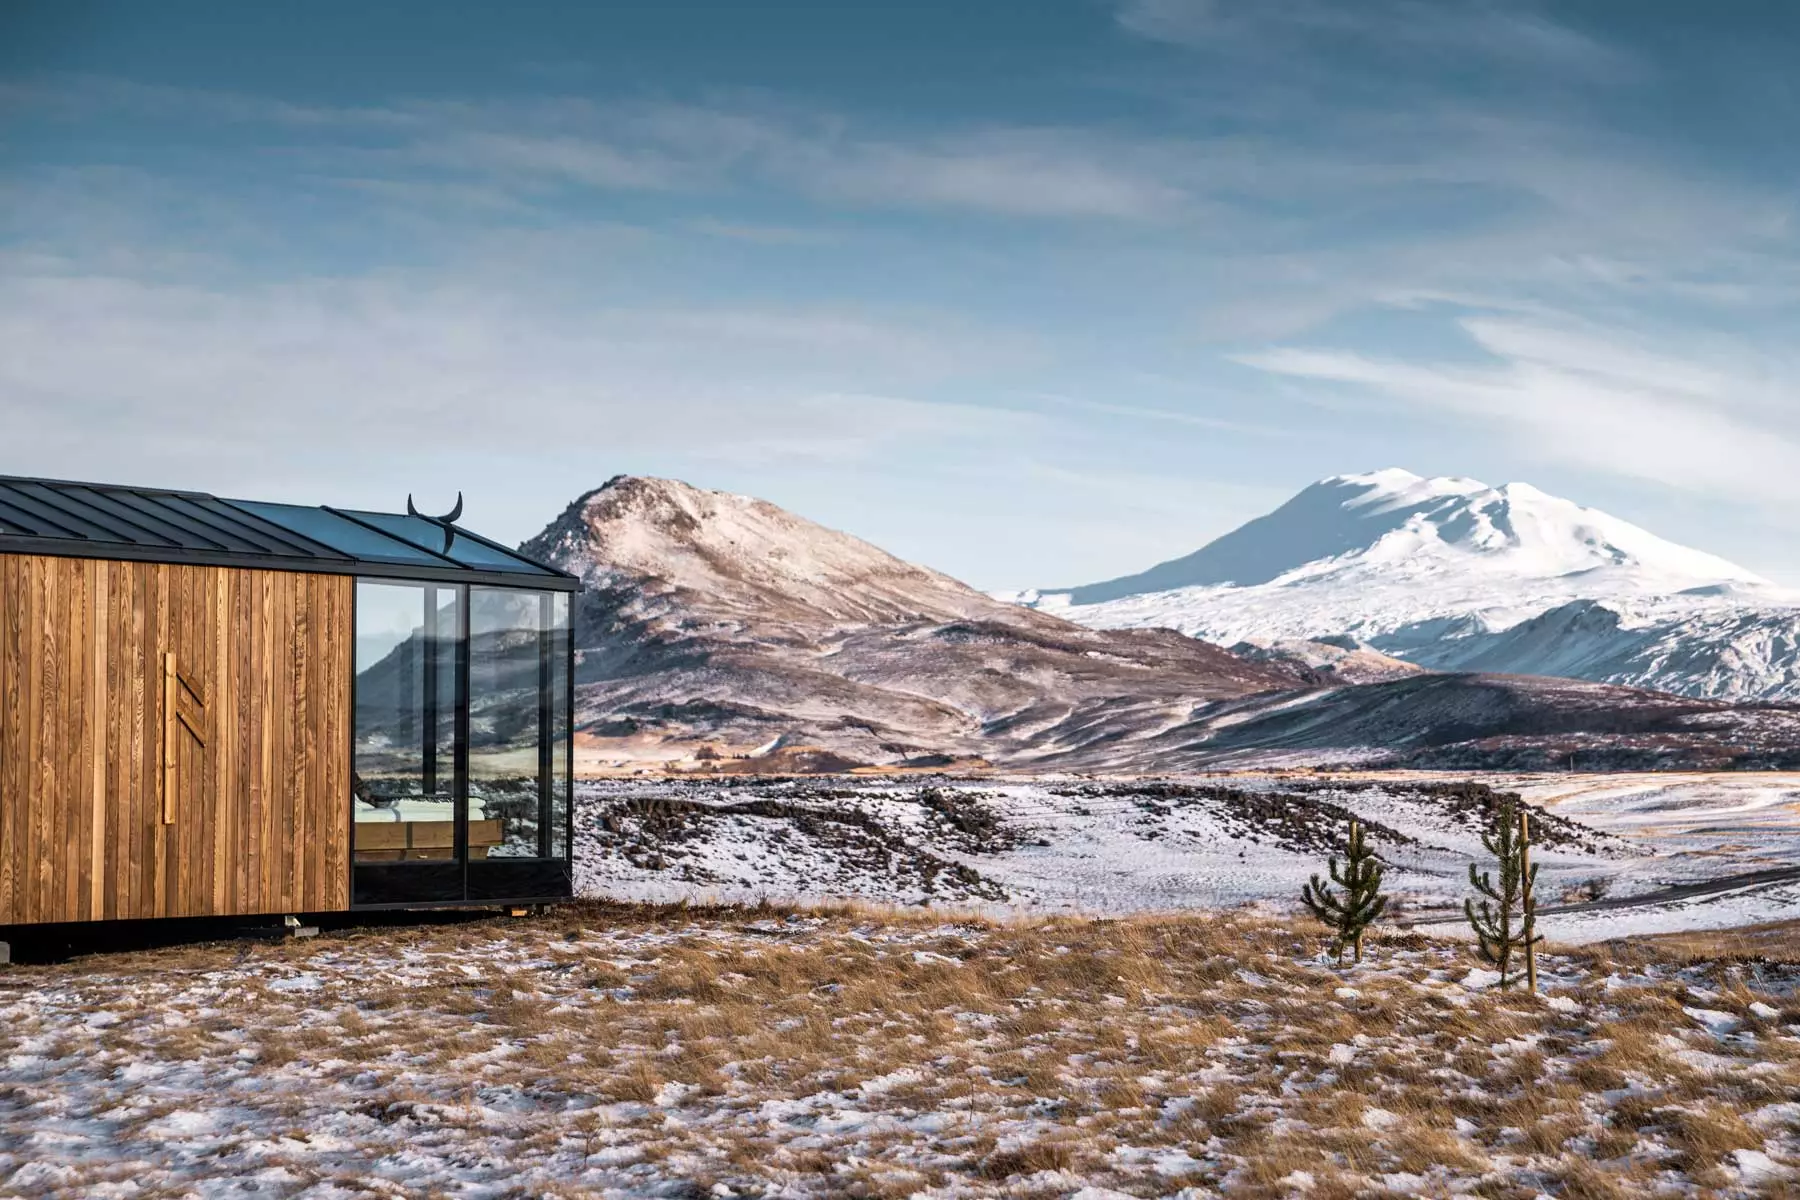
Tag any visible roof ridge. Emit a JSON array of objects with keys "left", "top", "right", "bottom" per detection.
[{"left": 0, "top": 478, "right": 577, "bottom": 590}]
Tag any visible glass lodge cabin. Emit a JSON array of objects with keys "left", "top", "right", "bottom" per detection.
[{"left": 0, "top": 476, "right": 577, "bottom": 930}]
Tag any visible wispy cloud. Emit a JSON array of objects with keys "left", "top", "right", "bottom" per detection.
[
  {"left": 1030, "top": 392, "right": 1286, "bottom": 437},
  {"left": 400, "top": 110, "right": 1189, "bottom": 220},
  {"left": 9, "top": 76, "right": 1189, "bottom": 223},
  {"left": 1115, "top": 0, "right": 1633, "bottom": 76},
  {"left": 0, "top": 73, "right": 417, "bottom": 130},
  {"left": 1236, "top": 315, "right": 1800, "bottom": 506},
  {"left": 794, "top": 130, "right": 1185, "bottom": 220},
  {"left": 0, "top": 265, "right": 1040, "bottom": 504},
  {"left": 685, "top": 217, "right": 839, "bottom": 245},
  {"left": 412, "top": 129, "right": 687, "bottom": 191}
]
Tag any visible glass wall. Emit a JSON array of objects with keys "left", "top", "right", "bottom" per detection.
[
  {"left": 352, "top": 582, "right": 459, "bottom": 861},
  {"left": 467, "top": 587, "right": 570, "bottom": 859},
  {"left": 354, "top": 579, "right": 572, "bottom": 868},
  {"left": 549, "top": 592, "right": 570, "bottom": 859}
]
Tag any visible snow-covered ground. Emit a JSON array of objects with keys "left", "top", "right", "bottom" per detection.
[
  {"left": 7, "top": 906, "right": 1800, "bottom": 1197},
  {"left": 576, "top": 773, "right": 1800, "bottom": 943},
  {"left": 7, "top": 768, "right": 1800, "bottom": 1195}
]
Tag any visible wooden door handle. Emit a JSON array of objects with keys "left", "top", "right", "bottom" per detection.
[{"left": 161, "top": 651, "right": 208, "bottom": 825}]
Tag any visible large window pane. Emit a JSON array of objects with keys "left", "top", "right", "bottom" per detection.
[
  {"left": 354, "top": 582, "right": 459, "bottom": 862},
  {"left": 468, "top": 587, "right": 546, "bottom": 858},
  {"left": 343, "top": 510, "right": 557, "bottom": 576},
  {"left": 233, "top": 501, "right": 453, "bottom": 565},
  {"left": 549, "top": 591, "right": 571, "bottom": 859}
]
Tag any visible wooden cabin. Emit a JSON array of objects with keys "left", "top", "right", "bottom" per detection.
[{"left": 0, "top": 475, "right": 577, "bottom": 936}]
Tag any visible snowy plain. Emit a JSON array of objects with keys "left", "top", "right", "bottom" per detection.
[
  {"left": 6, "top": 905, "right": 1800, "bottom": 1197},
  {"left": 574, "top": 772, "right": 1800, "bottom": 944},
  {"left": 5, "top": 773, "right": 1800, "bottom": 1196}
]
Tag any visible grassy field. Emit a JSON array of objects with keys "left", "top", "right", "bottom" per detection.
[
  {"left": 1608, "top": 921, "right": 1800, "bottom": 966},
  {"left": 3, "top": 904, "right": 1800, "bottom": 1197}
]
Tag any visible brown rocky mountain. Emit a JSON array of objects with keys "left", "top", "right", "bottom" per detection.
[
  {"left": 520, "top": 476, "right": 1800, "bottom": 773},
  {"left": 518, "top": 476, "right": 1308, "bottom": 771},
  {"left": 1225, "top": 637, "right": 1426, "bottom": 685}
]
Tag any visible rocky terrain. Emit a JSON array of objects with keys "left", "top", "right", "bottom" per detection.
[{"left": 512, "top": 475, "right": 1800, "bottom": 774}]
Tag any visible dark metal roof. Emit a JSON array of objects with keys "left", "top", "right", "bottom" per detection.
[{"left": 0, "top": 475, "right": 576, "bottom": 591}]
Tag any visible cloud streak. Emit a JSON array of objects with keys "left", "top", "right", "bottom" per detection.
[
  {"left": 9, "top": 76, "right": 1190, "bottom": 223},
  {"left": 1236, "top": 316, "right": 1800, "bottom": 507},
  {"left": 1115, "top": 0, "right": 1633, "bottom": 77},
  {"left": 0, "top": 265, "right": 1041, "bottom": 510}
]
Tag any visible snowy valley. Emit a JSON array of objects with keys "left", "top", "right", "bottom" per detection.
[{"left": 575, "top": 771, "right": 1800, "bottom": 943}]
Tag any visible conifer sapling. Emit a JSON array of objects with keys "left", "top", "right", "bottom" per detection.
[
  {"left": 1301, "top": 820, "right": 1388, "bottom": 964},
  {"left": 1464, "top": 798, "right": 1544, "bottom": 991}
]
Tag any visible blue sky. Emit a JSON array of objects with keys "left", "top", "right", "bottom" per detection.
[{"left": 4, "top": 1, "right": 1800, "bottom": 589}]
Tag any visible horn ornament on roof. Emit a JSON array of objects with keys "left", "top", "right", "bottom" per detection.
[{"left": 407, "top": 492, "right": 465, "bottom": 553}]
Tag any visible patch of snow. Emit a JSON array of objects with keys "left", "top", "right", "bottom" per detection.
[
  {"left": 1730, "top": 1148, "right": 1794, "bottom": 1184},
  {"left": 858, "top": 1069, "right": 928, "bottom": 1098},
  {"left": 1684, "top": 1007, "right": 1745, "bottom": 1038}
]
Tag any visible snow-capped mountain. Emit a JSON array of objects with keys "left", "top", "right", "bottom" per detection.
[{"left": 1023, "top": 469, "right": 1800, "bottom": 701}]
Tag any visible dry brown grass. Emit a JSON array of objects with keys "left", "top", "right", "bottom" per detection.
[
  {"left": 3, "top": 899, "right": 1799, "bottom": 1196},
  {"left": 1601, "top": 918, "right": 1800, "bottom": 966}
]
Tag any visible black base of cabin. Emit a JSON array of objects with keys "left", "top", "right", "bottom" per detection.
[
  {"left": 351, "top": 859, "right": 573, "bottom": 908},
  {"left": 0, "top": 899, "right": 572, "bottom": 965},
  {"left": 0, "top": 915, "right": 324, "bottom": 964},
  {"left": 467, "top": 859, "right": 574, "bottom": 902}
]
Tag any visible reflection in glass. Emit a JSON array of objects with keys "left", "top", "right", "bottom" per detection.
[
  {"left": 353, "top": 582, "right": 459, "bottom": 862},
  {"left": 342, "top": 510, "right": 556, "bottom": 575},
  {"left": 353, "top": 578, "right": 573, "bottom": 868},
  {"left": 549, "top": 592, "right": 571, "bottom": 859},
  {"left": 468, "top": 587, "right": 545, "bottom": 858},
  {"left": 231, "top": 501, "right": 452, "bottom": 565}
]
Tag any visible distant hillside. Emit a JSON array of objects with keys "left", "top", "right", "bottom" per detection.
[
  {"left": 516, "top": 475, "right": 1800, "bottom": 774},
  {"left": 518, "top": 475, "right": 1306, "bottom": 772}
]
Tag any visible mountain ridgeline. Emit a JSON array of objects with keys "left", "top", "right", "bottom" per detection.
[
  {"left": 1031, "top": 469, "right": 1800, "bottom": 704},
  {"left": 518, "top": 474, "right": 1800, "bottom": 774},
  {"left": 517, "top": 475, "right": 1307, "bottom": 772}
]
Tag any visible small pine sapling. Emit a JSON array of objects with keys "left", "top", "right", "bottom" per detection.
[
  {"left": 1465, "top": 800, "right": 1545, "bottom": 991},
  {"left": 1301, "top": 820, "right": 1388, "bottom": 964}
]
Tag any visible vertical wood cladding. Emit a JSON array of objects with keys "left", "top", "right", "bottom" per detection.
[{"left": 0, "top": 554, "right": 352, "bottom": 925}]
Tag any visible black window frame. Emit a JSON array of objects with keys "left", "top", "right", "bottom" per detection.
[{"left": 349, "top": 576, "right": 575, "bottom": 909}]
